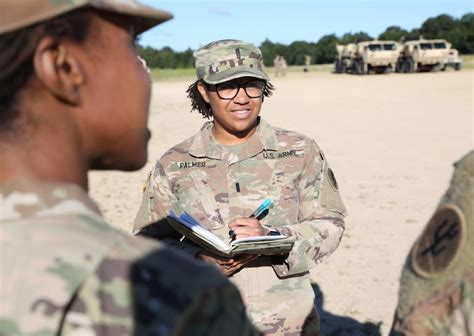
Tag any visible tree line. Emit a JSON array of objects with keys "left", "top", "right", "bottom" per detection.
[{"left": 138, "top": 13, "right": 474, "bottom": 68}]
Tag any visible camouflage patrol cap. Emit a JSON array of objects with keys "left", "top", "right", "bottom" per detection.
[
  {"left": 0, "top": 0, "right": 173, "bottom": 35},
  {"left": 194, "top": 39, "right": 270, "bottom": 84}
]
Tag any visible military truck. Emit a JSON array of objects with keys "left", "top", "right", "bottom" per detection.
[
  {"left": 334, "top": 43, "right": 356, "bottom": 73},
  {"left": 396, "top": 39, "right": 451, "bottom": 73},
  {"left": 350, "top": 40, "right": 399, "bottom": 75},
  {"left": 443, "top": 48, "right": 462, "bottom": 71},
  {"left": 334, "top": 41, "right": 399, "bottom": 74}
]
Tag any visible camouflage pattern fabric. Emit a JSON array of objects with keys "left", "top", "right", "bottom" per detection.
[
  {"left": 0, "top": 0, "right": 173, "bottom": 35},
  {"left": 390, "top": 150, "right": 474, "bottom": 336},
  {"left": 194, "top": 39, "right": 270, "bottom": 84},
  {"left": 134, "top": 118, "right": 347, "bottom": 334},
  {"left": 0, "top": 179, "right": 259, "bottom": 336}
]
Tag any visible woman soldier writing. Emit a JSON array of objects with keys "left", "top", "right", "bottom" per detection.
[{"left": 134, "top": 39, "right": 347, "bottom": 335}]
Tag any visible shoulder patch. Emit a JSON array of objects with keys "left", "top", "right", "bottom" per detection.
[
  {"left": 327, "top": 168, "right": 339, "bottom": 191},
  {"left": 143, "top": 170, "right": 153, "bottom": 193},
  {"left": 410, "top": 204, "right": 467, "bottom": 279}
]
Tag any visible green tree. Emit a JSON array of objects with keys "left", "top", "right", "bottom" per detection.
[
  {"left": 136, "top": 12, "right": 473, "bottom": 69},
  {"left": 259, "top": 39, "right": 290, "bottom": 66},
  {"left": 314, "top": 34, "right": 338, "bottom": 64},
  {"left": 378, "top": 26, "right": 409, "bottom": 41},
  {"left": 458, "top": 13, "right": 474, "bottom": 53},
  {"left": 420, "top": 14, "right": 457, "bottom": 38},
  {"left": 339, "top": 31, "right": 372, "bottom": 44},
  {"left": 287, "top": 41, "right": 315, "bottom": 65}
]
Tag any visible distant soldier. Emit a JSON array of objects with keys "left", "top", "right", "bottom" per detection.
[
  {"left": 304, "top": 54, "right": 311, "bottom": 72},
  {"left": 273, "top": 54, "right": 282, "bottom": 77},
  {"left": 280, "top": 55, "right": 288, "bottom": 76},
  {"left": 390, "top": 151, "right": 474, "bottom": 335},
  {"left": 0, "top": 1, "right": 258, "bottom": 335},
  {"left": 273, "top": 54, "right": 288, "bottom": 77}
]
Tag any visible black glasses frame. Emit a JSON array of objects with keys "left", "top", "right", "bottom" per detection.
[{"left": 206, "top": 79, "right": 267, "bottom": 100}]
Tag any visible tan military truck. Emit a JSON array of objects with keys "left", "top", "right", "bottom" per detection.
[
  {"left": 334, "top": 43, "right": 357, "bottom": 73},
  {"left": 350, "top": 40, "right": 400, "bottom": 74},
  {"left": 396, "top": 39, "right": 451, "bottom": 73},
  {"left": 443, "top": 48, "right": 462, "bottom": 71}
]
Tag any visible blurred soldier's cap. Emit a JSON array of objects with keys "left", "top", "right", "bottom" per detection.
[
  {"left": 0, "top": 0, "right": 173, "bottom": 35},
  {"left": 194, "top": 39, "right": 270, "bottom": 84}
]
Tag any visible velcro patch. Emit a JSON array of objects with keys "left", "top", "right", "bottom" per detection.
[
  {"left": 410, "top": 204, "right": 466, "bottom": 279},
  {"left": 327, "top": 168, "right": 339, "bottom": 191}
]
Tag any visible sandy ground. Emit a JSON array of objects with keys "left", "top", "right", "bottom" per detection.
[{"left": 90, "top": 70, "right": 473, "bottom": 335}]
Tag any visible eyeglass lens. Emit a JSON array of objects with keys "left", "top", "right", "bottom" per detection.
[{"left": 216, "top": 80, "right": 265, "bottom": 100}]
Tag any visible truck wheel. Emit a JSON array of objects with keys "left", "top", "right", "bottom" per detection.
[
  {"left": 403, "top": 59, "right": 409, "bottom": 73},
  {"left": 431, "top": 63, "right": 442, "bottom": 72},
  {"left": 454, "top": 63, "right": 461, "bottom": 71},
  {"left": 355, "top": 60, "right": 365, "bottom": 75},
  {"left": 405, "top": 58, "right": 415, "bottom": 73},
  {"left": 353, "top": 61, "right": 361, "bottom": 75},
  {"left": 396, "top": 60, "right": 403, "bottom": 73},
  {"left": 363, "top": 62, "right": 369, "bottom": 74}
]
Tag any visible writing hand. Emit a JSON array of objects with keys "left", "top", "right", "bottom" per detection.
[{"left": 228, "top": 217, "right": 270, "bottom": 241}]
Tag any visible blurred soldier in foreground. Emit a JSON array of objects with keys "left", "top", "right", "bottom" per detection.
[
  {"left": 390, "top": 151, "right": 473, "bottom": 335},
  {"left": 0, "top": 1, "right": 258, "bottom": 335}
]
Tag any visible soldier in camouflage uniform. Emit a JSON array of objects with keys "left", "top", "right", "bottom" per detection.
[
  {"left": 390, "top": 150, "right": 474, "bottom": 336},
  {"left": 0, "top": 3, "right": 258, "bottom": 336},
  {"left": 304, "top": 55, "right": 311, "bottom": 72},
  {"left": 134, "top": 39, "right": 347, "bottom": 335}
]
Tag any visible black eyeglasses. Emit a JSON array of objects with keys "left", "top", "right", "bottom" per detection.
[{"left": 207, "top": 80, "right": 266, "bottom": 100}]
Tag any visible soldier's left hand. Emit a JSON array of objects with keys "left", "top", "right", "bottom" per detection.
[{"left": 197, "top": 250, "right": 257, "bottom": 276}]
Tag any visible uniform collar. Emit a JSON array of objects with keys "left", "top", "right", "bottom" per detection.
[
  {"left": 189, "top": 117, "right": 279, "bottom": 164},
  {"left": 0, "top": 178, "right": 102, "bottom": 222}
]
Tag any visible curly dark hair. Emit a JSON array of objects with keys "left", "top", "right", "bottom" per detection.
[
  {"left": 0, "top": 10, "right": 91, "bottom": 132},
  {"left": 186, "top": 79, "right": 275, "bottom": 119}
]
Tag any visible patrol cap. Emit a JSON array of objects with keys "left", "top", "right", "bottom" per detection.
[
  {"left": 194, "top": 39, "right": 270, "bottom": 84},
  {"left": 0, "top": 0, "right": 173, "bottom": 35}
]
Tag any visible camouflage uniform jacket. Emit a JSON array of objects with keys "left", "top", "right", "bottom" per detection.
[
  {"left": 0, "top": 179, "right": 259, "bottom": 336},
  {"left": 134, "top": 118, "right": 347, "bottom": 334},
  {"left": 390, "top": 151, "right": 474, "bottom": 336}
]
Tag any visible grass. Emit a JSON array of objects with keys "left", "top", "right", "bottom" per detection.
[
  {"left": 150, "top": 55, "right": 473, "bottom": 81},
  {"left": 460, "top": 54, "right": 474, "bottom": 69},
  {"left": 150, "top": 68, "right": 195, "bottom": 81}
]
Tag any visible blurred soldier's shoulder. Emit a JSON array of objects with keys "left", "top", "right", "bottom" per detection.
[
  {"left": 390, "top": 151, "right": 474, "bottom": 335},
  {"left": 0, "top": 179, "right": 257, "bottom": 335}
]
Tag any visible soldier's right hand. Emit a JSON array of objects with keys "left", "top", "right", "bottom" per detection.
[{"left": 197, "top": 251, "right": 257, "bottom": 276}]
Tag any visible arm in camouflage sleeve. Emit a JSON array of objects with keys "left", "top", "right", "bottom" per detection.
[
  {"left": 61, "top": 236, "right": 260, "bottom": 335},
  {"left": 272, "top": 139, "right": 346, "bottom": 278},
  {"left": 133, "top": 162, "right": 203, "bottom": 257}
]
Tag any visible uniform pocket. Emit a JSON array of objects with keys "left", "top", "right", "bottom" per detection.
[{"left": 173, "top": 172, "right": 224, "bottom": 230}]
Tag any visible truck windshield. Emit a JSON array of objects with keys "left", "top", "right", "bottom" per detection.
[
  {"left": 420, "top": 43, "right": 432, "bottom": 50},
  {"left": 434, "top": 42, "right": 447, "bottom": 49},
  {"left": 383, "top": 44, "right": 397, "bottom": 51},
  {"left": 368, "top": 44, "right": 382, "bottom": 51}
]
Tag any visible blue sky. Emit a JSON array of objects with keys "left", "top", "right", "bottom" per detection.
[{"left": 140, "top": 0, "right": 472, "bottom": 51}]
